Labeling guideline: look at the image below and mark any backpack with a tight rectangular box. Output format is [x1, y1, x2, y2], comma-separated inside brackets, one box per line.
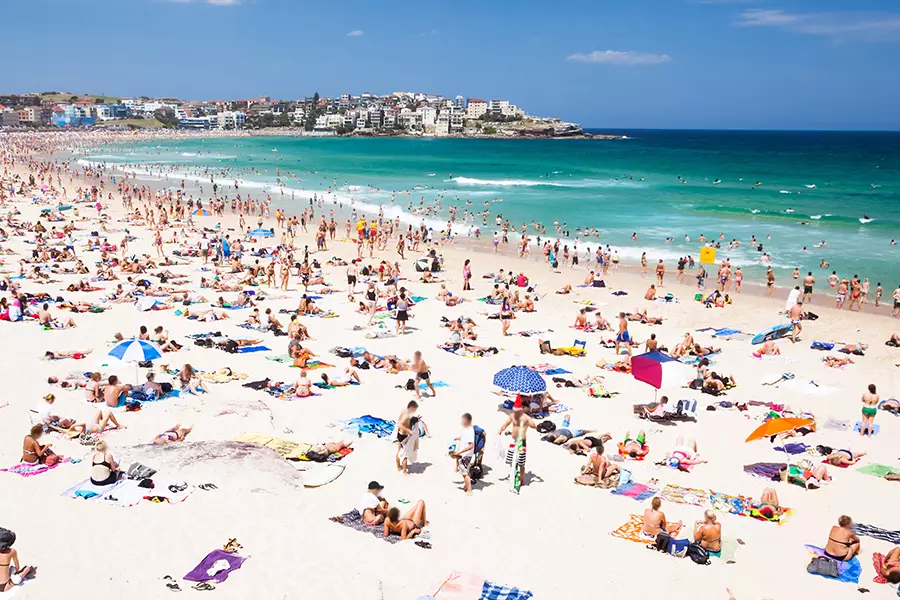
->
[405, 379, 416, 391]
[472, 425, 486, 456]
[686, 542, 711, 565]
[653, 532, 671, 553]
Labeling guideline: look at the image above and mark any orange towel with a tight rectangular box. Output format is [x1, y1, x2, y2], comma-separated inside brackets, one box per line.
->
[610, 514, 651, 544]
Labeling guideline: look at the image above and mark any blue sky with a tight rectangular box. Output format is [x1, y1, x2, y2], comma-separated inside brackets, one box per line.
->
[3, 0, 899, 129]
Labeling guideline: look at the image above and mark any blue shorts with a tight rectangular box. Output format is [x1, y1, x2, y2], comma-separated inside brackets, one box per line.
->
[616, 332, 631, 343]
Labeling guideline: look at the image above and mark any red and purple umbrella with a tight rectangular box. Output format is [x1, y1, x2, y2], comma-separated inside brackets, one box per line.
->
[632, 351, 690, 390]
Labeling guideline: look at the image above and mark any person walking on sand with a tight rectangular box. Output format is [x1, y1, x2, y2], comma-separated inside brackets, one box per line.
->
[450, 412, 476, 495]
[788, 301, 803, 343]
[615, 312, 632, 356]
[396, 400, 421, 474]
[462, 258, 472, 291]
[861, 384, 879, 437]
[412, 351, 435, 398]
[498, 396, 536, 488]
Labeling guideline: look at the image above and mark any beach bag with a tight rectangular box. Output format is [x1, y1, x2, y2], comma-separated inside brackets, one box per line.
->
[653, 532, 671, 553]
[536, 421, 555, 433]
[405, 378, 416, 391]
[686, 542, 711, 565]
[473, 426, 486, 456]
[807, 557, 839, 578]
[127, 462, 157, 480]
[160, 382, 174, 394]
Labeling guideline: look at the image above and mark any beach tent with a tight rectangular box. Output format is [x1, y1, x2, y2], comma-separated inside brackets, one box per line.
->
[493, 366, 546, 394]
[632, 351, 691, 401]
[248, 228, 274, 238]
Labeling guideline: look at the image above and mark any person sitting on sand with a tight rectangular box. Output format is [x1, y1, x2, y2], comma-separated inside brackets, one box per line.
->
[620, 431, 651, 458]
[694, 510, 722, 555]
[178, 364, 208, 394]
[103, 375, 132, 408]
[667, 437, 707, 469]
[152, 326, 182, 352]
[703, 372, 735, 392]
[584, 272, 595, 285]
[824, 515, 860, 561]
[878, 547, 900, 584]
[21, 425, 54, 465]
[824, 449, 865, 467]
[321, 369, 361, 387]
[291, 343, 316, 368]
[295, 370, 312, 397]
[516, 294, 535, 312]
[644, 284, 657, 301]
[574, 309, 588, 329]
[89, 440, 121, 486]
[383, 500, 428, 540]
[671, 333, 694, 359]
[643, 497, 683, 537]
[358, 481, 390, 525]
[43, 349, 92, 360]
[592, 312, 610, 331]
[579, 443, 619, 483]
[757, 340, 781, 356]
[0, 528, 34, 593]
[37, 303, 76, 329]
[153, 424, 193, 445]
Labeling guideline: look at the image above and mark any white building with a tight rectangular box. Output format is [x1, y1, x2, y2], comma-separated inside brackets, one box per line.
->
[216, 111, 246, 129]
[416, 107, 437, 127]
[466, 98, 487, 120]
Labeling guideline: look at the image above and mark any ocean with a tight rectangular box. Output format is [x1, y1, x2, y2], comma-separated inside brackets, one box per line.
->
[78, 130, 900, 287]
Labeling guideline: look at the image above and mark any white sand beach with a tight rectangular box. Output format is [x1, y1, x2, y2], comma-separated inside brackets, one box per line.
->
[1, 132, 899, 600]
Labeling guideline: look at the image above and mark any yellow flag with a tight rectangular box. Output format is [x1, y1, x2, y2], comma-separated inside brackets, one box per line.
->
[699, 247, 716, 264]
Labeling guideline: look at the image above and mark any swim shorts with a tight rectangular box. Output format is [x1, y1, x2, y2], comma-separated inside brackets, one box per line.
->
[505, 443, 527, 467]
[804, 286, 813, 294]
[616, 331, 631, 343]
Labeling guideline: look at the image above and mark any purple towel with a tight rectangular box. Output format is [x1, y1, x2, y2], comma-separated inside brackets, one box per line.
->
[184, 549, 246, 583]
[773, 443, 808, 455]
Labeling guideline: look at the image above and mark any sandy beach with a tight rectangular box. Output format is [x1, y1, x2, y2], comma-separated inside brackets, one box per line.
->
[2, 132, 899, 600]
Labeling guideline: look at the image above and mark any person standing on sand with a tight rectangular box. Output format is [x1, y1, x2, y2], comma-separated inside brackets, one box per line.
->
[412, 351, 435, 399]
[498, 396, 535, 489]
[766, 267, 775, 296]
[615, 312, 632, 356]
[450, 412, 476, 495]
[656, 260, 665, 286]
[836, 279, 848, 309]
[788, 301, 803, 343]
[893, 285, 900, 318]
[860, 384, 879, 437]
[874, 282, 882, 308]
[462, 258, 472, 291]
[802, 272, 815, 304]
[396, 400, 422, 474]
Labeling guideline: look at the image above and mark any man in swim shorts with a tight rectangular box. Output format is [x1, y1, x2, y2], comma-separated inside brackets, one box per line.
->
[788, 301, 803, 343]
[615, 312, 632, 356]
[498, 396, 535, 486]
[860, 383, 879, 437]
[619, 431, 650, 459]
[802, 272, 815, 304]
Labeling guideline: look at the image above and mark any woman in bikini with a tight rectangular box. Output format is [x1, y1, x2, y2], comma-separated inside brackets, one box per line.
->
[0, 528, 34, 592]
[824, 515, 860, 561]
[694, 510, 722, 555]
[825, 449, 865, 467]
[500, 296, 513, 336]
[383, 500, 428, 540]
[90, 440, 121, 486]
[21, 425, 53, 464]
[879, 547, 900, 584]
[153, 424, 193, 445]
[643, 497, 683, 537]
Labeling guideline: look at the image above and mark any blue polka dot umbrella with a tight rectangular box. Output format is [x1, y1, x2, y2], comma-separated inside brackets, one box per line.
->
[493, 366, 546, 394]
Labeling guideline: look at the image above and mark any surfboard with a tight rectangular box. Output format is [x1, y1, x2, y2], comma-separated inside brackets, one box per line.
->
[302, 463, 345, 488]
[510, 425, 525, 495]
[751, 324, 793, 345]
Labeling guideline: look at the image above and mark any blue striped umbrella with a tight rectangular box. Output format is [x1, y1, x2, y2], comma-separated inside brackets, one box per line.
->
[108, 339, 163, 363]
[248, 228, 274, 238]
[493, 366, 546, 394]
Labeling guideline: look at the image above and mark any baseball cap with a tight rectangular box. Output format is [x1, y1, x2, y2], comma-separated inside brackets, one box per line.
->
[367, 481, 383, 491]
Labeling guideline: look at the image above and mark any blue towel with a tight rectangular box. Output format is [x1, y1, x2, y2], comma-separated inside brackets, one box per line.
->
[544, 368, 572, 375]
[811, 341, 835, 351]
[713, 328, 742, 337]
[418, 380, 450, 389]
[804, 545, 861, 584]
[773, 443, 809, 455]
[854, 421, 880, 435]
[411, 296, 427, 303]
[480, 581, 533, 600]
[236, 345, 271, 354]
[341, 415, 396, 438]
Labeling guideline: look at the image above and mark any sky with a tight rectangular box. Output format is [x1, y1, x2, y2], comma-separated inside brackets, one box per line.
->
[2, 0, 899, 130]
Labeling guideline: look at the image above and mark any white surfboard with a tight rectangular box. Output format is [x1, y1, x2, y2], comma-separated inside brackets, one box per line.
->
[303, 463, 345, 488]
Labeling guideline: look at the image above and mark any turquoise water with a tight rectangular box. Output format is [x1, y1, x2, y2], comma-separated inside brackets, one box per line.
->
[80, 130, 900, 287]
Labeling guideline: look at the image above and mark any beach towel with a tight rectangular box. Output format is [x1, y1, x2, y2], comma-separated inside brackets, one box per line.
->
[419, 380, 450, 390]
[610, 514, 652, 544]
[314, 380, 360, 390]
[804, 545, 861, 584]
[236, 345, 271, 354]
[743, 462, 786, 480]
[811, 341, 835, 351]
[184, 549, 247, 583]
[857, 464, 899, 478]
[544, 368, 571, 375]
[773, 443, 809, 455]
[330, 509, 401, 544]
[823, 418, 851, 431]
[854, 524, 900, 545]
[480, 582, 533, 600]
[854, 422, 880, 435]
[610, 481, 657, 502]
[873, 553, 889, 584]
[398, 423, 420, 464]
[341, 415, 396, 438]
[658, 484, 709, 507]
[235, 433, 313, 460]
[2, 457, 72, 477]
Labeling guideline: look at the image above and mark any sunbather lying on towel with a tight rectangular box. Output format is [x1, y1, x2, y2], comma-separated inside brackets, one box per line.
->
[837, 342, 867, 356]
[627, 308, 663, 325]
[751, 487, 784, 521]
[886, 333, 900, 348]
[824, 449, 865, 467]
[556, 284, 572, 295]
[781, 460, 830, 489]
[321, 369, 361, 387]
[643, 497, 682, 537]
[383, 500, 428, 540]
[879, 546, 900, 583]
[153, 424, 192, 445]
[666, 437, 706, 469]
[824, 355, 854, 368]
[756, 340, 781, 356]
[619, 431, 650, 459]
[566, 432, 611, 455]
[43, 349, 92, 360]
[691, 344, 720, 357]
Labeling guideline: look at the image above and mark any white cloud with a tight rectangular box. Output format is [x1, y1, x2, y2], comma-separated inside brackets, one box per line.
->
[736, 9, 900, 39]
[416, 29, 438, 37]
[567, 50, 672, 66]
[346, 30, 365, 37]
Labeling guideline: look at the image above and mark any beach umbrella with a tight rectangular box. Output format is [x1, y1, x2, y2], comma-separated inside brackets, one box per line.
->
[108, 338, 164, 384]
[745, 417, 814, 472]
[632, 351, 691, 402]
[493, 366, 546, 394]
[414, 258, 430, 272]
[248, 228, 274, 238]
[193, 208, 211, 216]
